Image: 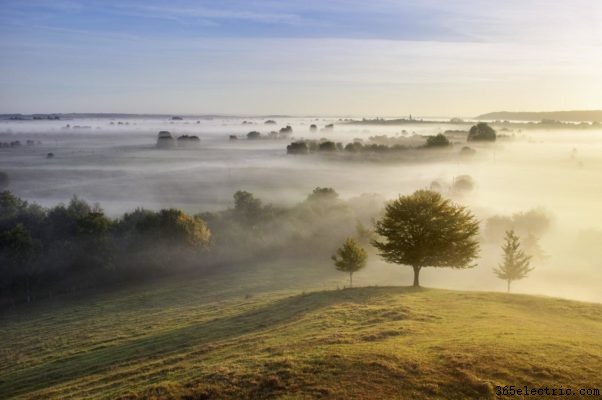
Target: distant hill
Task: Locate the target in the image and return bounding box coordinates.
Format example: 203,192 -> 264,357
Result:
476,110 -> 602,122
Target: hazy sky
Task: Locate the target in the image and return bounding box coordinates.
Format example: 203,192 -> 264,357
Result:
1,0 -> 601,116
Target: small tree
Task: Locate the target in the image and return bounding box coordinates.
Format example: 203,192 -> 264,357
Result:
468,122 -> 496,142
493,230 -> 533,292
331,238 -> 367,288
425,133 -> 450,148
373,190 -> 479,287
247,131 -> 261,140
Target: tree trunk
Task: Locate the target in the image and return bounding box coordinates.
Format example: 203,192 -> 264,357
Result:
507,280 -> 511,293
349,272 -> 353,288
412,266 -> 421,287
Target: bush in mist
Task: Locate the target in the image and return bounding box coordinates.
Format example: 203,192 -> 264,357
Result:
468,122 -> 496,142
331,238 -> 367,288
424,134 -> 451,148
307,187 -> 339,203
429,181 -> 444,192
286,141 -> 309,154
460,146 -> 476,156
119,209 -> 211,249
373,190 -> 480,287
493,230 -> 533,292
156,131 -> 175,148
280,125 -> 293,134
318,141 -> 337,152
247,131 -> 261,140
233,190 -> 264,226
484,208 -> 551,265
347,193 -> 386,224
199,186 -> 373,260
344,142 -> 363,153
451,175 -> 475,192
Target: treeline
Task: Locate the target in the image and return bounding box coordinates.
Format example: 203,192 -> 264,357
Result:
0,189 -> 379,307
0,192 -> 211,306
286,133 -> 453,155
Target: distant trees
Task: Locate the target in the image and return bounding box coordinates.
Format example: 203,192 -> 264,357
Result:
468,122 -> 496,142
493,230 -> 533,292
307,187 -> 339,203
279,126 -> 293,135
425,134 -> 450,148
233,190 -> 263,226
286,135 -> 464,156
287,141 -> 309,154
460,146 -> 476,156
484,208 -> 550,264
286,139 -> 410,155
451,175 -> 475,193
318,141 -> 337,152
156,131 -> 175,148
373,190 -> 479,287
247,131 -> 261,140
332,238 -> 367,287
0,191 -> 212,306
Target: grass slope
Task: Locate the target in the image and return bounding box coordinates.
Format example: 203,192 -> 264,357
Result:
1,273 -> 601,399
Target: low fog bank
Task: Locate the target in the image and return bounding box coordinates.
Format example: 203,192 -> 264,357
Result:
1,117 -> 601,303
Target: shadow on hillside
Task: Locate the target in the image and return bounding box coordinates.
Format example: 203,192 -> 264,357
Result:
0,286 -> 422,398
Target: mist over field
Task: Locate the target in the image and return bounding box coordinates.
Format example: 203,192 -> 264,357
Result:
2,116 -> 601,302
3,1 -> 602,398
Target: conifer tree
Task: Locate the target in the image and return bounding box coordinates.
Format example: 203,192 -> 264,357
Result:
494,230 -> 533,292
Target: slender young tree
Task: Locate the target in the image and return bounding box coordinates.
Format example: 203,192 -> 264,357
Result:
494,230 -> 533,292
372,190 -> 479,287
331,238 -> 367,288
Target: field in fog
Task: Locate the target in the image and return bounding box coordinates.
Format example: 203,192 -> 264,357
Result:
1,116 -> 601,302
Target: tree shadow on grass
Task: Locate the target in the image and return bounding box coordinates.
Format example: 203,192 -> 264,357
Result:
0,286 -> 421,398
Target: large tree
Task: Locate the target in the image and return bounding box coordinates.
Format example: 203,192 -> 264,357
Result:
331,238 -> 367,288
493,230 -> 533,292
372,190 -> 479,287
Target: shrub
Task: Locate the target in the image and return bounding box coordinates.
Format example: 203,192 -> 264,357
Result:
468,123 -> 496,142
425,134 -> 450,148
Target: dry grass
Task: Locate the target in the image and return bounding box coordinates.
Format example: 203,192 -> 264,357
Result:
1,269 -> 601,399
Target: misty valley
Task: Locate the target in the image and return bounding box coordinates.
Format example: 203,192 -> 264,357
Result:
1,114 -> 602,399
2,1 -> 602,398
1,115 -> 601,303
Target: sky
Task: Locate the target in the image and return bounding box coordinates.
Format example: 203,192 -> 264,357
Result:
0,0 -> 601,117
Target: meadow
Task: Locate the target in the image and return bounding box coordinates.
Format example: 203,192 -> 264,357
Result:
1,262 -> 601,399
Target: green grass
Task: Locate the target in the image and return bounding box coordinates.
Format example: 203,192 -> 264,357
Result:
1,265 -> 601,399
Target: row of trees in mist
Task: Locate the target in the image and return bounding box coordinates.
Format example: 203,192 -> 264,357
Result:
1,182 -> 547,307
0,188 -> 377,306
0,191 -> 212,305
286,122 -> 496,155
286,136 -> 451,155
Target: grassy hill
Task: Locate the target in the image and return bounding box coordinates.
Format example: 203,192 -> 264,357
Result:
1,269 -> 601,399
